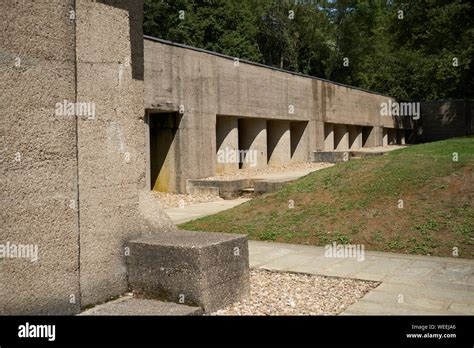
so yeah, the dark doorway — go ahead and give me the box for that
[149,112,181,192]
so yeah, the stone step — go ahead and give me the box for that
[126,229,250,313]
[240,187,255,198]
[79,296,203,316]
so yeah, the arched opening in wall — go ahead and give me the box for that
[148,111,182,192]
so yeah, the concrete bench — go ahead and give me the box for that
[126,229,250,313]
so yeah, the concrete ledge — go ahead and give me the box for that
[127,230,250,313]
[254,180,289,194]
[187,178,252,199]
[312,150,388,163]
[312,151,349,163]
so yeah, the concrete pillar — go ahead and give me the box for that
[314,120,325,151]
[383,128,389,146]
[216,116,239,174]
[334,124,349,151]
[267,120,291,165]
[324,123,334,150]
[238,118,267,169]
[349,125,362,150]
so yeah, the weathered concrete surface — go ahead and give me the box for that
[239,118,267,169]
[363,126,383,148]
[187,178,251,199]
[290,121,309,162]
[267,120,291,165]
[216,116,239,174]
[1,0,153,314]
[79,296,202,316]
[144,37,411,191]
[75,0,149,308]
[127,230,250,313]
[348,125,362,150]
[334,124,349,151]
[1,0,80,315]
[324,123,335,150]
[312,151,349,163]
[249,241,474,315]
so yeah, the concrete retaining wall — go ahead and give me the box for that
[1,0,172,314]
[144,37,411,192]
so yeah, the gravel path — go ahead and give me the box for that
[212,269,379,316]
[151,191,222,209]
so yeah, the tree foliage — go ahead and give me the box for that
[144,0,473,100]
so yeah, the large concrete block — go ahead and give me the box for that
[75,0,146,307]
[127,230,250,313]
[238,118,267,169]
[0,2,80,314]
[267,120,291,165]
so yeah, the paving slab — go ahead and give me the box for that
[248,240,474,315]
[79,296,203,316]
[166,198,250,224]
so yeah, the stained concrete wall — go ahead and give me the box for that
[144,37,411,190]
[75,0,152,307]
[334,124,349,151]
[1,0,80,315]
[1,0,174,315]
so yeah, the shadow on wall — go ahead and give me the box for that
[98,0,144,81]
[414,100,472,143]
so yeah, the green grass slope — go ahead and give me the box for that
[180,137,474,259]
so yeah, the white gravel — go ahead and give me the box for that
[211,269,379,316]
[151,191,222,209]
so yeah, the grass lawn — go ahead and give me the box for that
[180,137,474,259]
